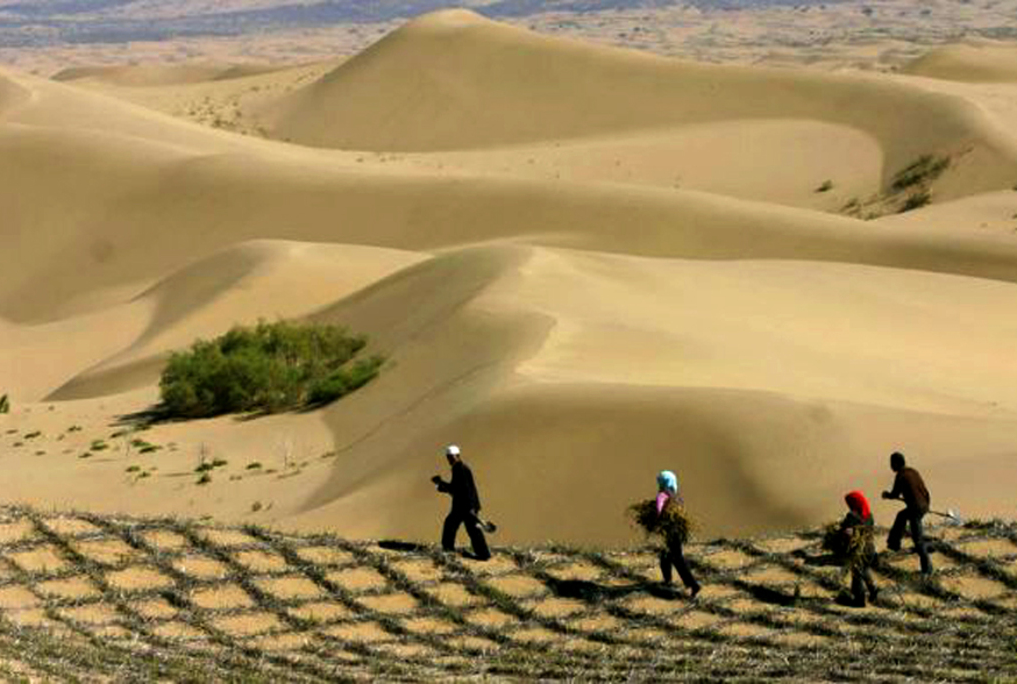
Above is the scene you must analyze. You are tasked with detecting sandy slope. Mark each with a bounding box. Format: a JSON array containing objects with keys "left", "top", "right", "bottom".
[
  {"left": 902, "top": 43, "right": 1017, "bottom": 83},
  {"left": 262, "top": 11, "right": 1017, "bottom": 201},
  {"left": 50, "top": 62, "right": 283, "bottom": 86},
  {"left": 2, "top": 11, "right": 1017, "bottom": 545}
]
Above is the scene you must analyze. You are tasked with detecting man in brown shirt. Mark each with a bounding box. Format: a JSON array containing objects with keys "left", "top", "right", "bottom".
[{"left": 881, "top": 451, "right": 932, "bottom": 575}]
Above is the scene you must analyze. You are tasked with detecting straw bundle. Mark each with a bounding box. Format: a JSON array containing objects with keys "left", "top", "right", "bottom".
[
  {"left": 628, "top": 499, "right": 692, "bottom": 546},
  {"left": 822, "top": 522, "right": 874, "bottom": 571}
]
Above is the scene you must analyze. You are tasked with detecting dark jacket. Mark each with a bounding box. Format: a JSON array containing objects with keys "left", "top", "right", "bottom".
[
  {"left": 438, "top": 461, "right": 481, "bottom": 514},
  {"left": 889, "top": 467, "right": 930, "bottom": 514}
]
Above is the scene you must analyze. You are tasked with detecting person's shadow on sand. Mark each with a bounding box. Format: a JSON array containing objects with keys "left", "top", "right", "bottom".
[
  {"left": 376, "top": 540, "right": 489, "bottom": 561},
  {"left": 542, "top": 576, "right": 682, "bottom": 601}
]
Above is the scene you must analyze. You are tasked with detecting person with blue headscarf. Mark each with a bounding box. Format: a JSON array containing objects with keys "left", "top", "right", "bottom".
[{"left": 655, "top": 470, "right": 701, "bottom": 598}]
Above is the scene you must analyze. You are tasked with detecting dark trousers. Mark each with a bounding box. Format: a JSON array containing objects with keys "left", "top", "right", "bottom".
[
  {"left": 442, "top": 510, "right": 490, "bottom": 560},
  {"left": 887, "top": 508, "right": 932, "bottom": 574},
  {"left": 850, "top": 563, "right": 878, "bottom": 605},
  {"left": 659, "top": 544, "right": 700, "bottom": 592}
]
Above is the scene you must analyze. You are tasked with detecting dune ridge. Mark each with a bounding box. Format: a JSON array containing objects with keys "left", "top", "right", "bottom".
[
  {"left": 265, "top": 11, "right": 1017, "bottom": 199},
  {"left": 2, "top": 11, "right": 1017, "bottom": 545},
  {"left": 902, "top": 43, "right": 1017, "bottom": 83}
]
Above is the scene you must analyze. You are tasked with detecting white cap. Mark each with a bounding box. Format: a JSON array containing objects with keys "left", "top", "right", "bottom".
[{"left": 446, "top": 444, "right": 461, "bottom": 456}]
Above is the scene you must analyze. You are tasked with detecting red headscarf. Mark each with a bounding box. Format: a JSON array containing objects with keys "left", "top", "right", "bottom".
[{"left": 845, "top": 490, "right": 872, "bottom": 521}]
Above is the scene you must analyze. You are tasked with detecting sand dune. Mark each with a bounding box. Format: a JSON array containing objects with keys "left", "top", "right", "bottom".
[
  {"left": 284, "top": 244, "right": 1017, "bottom": 541},
  {"left": 51, "top": 62, "right": 282, "bottom": 86},
  {"left": 903, "top": 43, "right": 1017, "bottom": 83},
  {"left": 264, "top": 11, "right": 1017, "bottom": 200},
  {"left": 3, "top": 11, "right": 1017, "bottom": 545},
  {"left": 48, "top": 241, "right": 426, "bottom": 401}
]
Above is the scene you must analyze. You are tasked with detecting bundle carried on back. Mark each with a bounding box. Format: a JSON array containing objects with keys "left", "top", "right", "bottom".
[
  {"left": 822, "top": 522, "right": 874, "bottom": 571},
  {"left": 629, "top": 499, "right": 693, "bottom": 546}
]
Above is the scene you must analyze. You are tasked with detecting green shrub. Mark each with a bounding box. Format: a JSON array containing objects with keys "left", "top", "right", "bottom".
[
  {"left": 815, "top": 180, "right": 834, "bottom": 193},
  {"left": 307, "top": 355, "right": 385, "bottom": 406},
  {"left": 0, "top": 394, "right": 8, "bottom": 413},
  {"left": 159, "top": 320, "right": 383, "bottom": 418}
]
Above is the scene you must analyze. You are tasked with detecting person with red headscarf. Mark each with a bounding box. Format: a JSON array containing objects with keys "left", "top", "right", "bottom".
[{"left": 837, "top": 490, "right": 879, "bottom": 607}]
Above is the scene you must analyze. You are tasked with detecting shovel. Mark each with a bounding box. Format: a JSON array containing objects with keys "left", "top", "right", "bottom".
[
  {"left": 887, "top": 494, "right": 963, "bottom": 525},
  {"left": 472, "top": 513, "right": 498, "bottom": 534},
  {"left": 928, "top": 508, "right": 963, "bottom": 525}
]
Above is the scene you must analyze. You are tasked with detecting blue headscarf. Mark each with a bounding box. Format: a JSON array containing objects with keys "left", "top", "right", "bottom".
[{"left": 656, "top": 470, "right": 678, "bottom": 495}]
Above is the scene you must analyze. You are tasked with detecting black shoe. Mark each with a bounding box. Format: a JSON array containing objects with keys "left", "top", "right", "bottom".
[
  {"left": 868, "top": 588, "right": 879, "bottom": 603},
  {"left": 835, "top": 591, "right": 865, "bottom": 608},
  {"left": 689, "top": 585, "right": 701, "bottom": 600}
]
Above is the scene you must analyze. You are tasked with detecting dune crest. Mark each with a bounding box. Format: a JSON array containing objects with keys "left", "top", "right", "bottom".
[
  {"left": 263, "top": 10, "right": 1017, "bottom": 201},
  {"left": 903, "top": 43, "right": 1017, "bottom": 83}
]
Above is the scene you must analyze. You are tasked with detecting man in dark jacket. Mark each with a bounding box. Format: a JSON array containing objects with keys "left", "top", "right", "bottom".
[
  {"left": 432, "top": 444, "right": 490, "bottom": 560},
  {"left": 881, "top": 451, "right": 932, "bottom": 575}
]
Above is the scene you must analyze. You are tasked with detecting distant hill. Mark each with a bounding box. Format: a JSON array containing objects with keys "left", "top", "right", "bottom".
[{"left": 0, "top": 0, "right": 830, "bottom": 47}]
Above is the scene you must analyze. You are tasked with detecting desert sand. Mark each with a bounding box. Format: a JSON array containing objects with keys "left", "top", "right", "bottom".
[{"left": 2, "top": 10, "right": 1017, "bottom": 549}]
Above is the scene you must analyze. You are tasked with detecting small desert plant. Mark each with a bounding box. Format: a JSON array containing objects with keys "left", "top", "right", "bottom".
[
  {"left": 159, "top": 320, "right": 383, "bottom": 418},
  {"left": 890, "top": 154, "right": 950, "bottom": 193},
  {"left": 90, "top": 440, "right": 109, "bottom": 451},
  {"left": 246, "top": 462, "right": 262, "bottom": 470},
  {"left": 196, "top": 472, "right": 212, "bottom": 485},
  {"left": 0, "top": 393, "right": 8, "bottom": 413},
  {"left": 899, "top": 190, "right": 931, "bottom": 212},
  {"left": 815, "top": 180, "right": 834, "bottom": 193}
]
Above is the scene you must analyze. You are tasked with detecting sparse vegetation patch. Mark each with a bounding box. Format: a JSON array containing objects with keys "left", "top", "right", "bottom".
[
  {"left": 158, "top": 320, "right": 384, "bottom": 419},
  {"left": 899, "top": 190, "right": 932, "bottom": 212},
  {"left": 890, "top": 154, "right": 950, "bottom": 193}
]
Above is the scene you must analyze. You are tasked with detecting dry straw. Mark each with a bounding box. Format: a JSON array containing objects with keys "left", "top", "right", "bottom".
[
  {"left": 628, "top": 499, "right": 693, "bottom": 546},
  {"left": 822, "top": 521, "right": 874, "bottom": 571}
]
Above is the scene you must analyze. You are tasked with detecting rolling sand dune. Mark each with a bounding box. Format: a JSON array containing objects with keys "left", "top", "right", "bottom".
[
  {"left": 3, "top": 11, "right": 1017, "bottom": 547},
  {"left": 51, "top": 62, "right": 281, "bottom": 86},
  {"left": 902, "top": 43, "right": 1017, "bottom": 83},
  {"left": 264, "top": 11, "right": 1017, "bottom": 201}
]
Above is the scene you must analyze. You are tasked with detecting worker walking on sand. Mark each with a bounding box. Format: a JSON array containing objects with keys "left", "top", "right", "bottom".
[
  {"left": 882, "top": 451, "right": 933, "bottom": 575},
  {"left": 432, "top": 444, "right": 490, "bottom": 560},
  {"left": 837, "top": 490, "right": 879, "bottom": 607},
  {"left": 655, "top": 471, "right": 701, "bottom": 598}
]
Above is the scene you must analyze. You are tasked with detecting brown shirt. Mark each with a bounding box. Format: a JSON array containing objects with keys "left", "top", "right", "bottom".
[{"left": 890, "top": 467, "right": 930, "bottom": 513}]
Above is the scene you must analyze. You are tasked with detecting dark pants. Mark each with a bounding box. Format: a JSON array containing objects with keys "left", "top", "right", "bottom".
[
  {"left": 442, "top": 510, "right": 490, "bottom": 560},
  {"left": 850, "top": 562, "right": 878, "bottom": 605},
  {"left": 659, "top": 544, "right": 700, "bottom": 593},
  {"left": 887, "top": 508, "right": 932, "bottom": 574}
]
